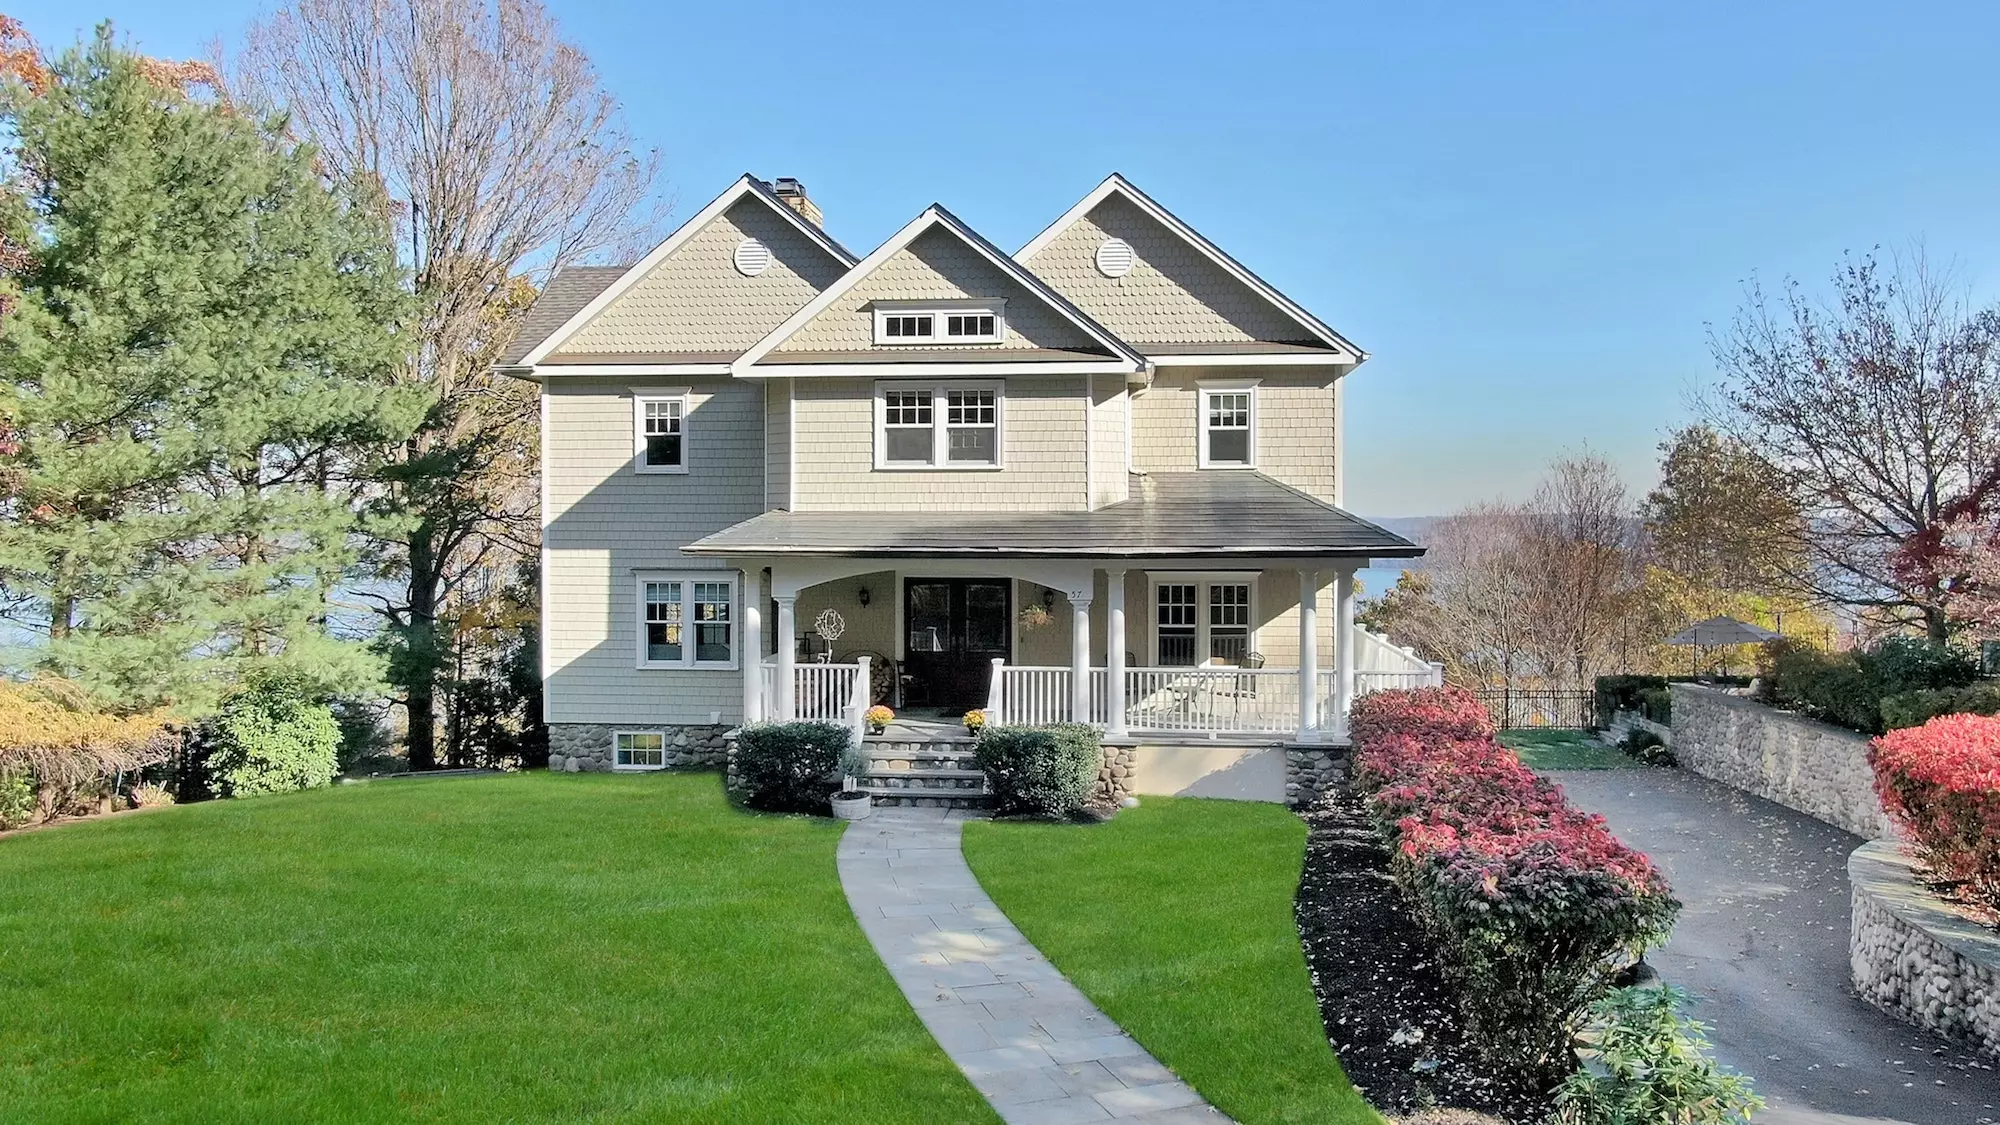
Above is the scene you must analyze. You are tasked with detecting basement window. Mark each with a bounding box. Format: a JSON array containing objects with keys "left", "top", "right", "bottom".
[{"left": 614, "top": 731, "right": 667, "bottom": 771}]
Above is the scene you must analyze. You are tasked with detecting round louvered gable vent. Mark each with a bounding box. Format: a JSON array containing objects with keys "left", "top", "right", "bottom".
[
  {"left": 1095, "top": 237, "right": 1135, "bottom": 278},
  {"left": 733, "top": 238, "right": 771, "bottom": 277}
]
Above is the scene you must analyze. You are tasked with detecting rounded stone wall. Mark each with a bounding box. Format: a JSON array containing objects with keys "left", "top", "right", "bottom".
[
  {"left": 1850, "top": 840, "right": 2000, "bottom": 1056},
  {"left": 1285, "top": 746, "right": 1348, "bottom": 807},
  {"left": 547, "top": 723, "right": 730, "bottom": 773},
  {"left": 1095, "top": 744, "right": 1136, "bottom": 804}
]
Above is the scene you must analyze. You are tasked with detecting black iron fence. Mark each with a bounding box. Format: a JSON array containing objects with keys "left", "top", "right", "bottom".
[{"left": 1470, "top": 687, "right": 1596, "bottom": 730}]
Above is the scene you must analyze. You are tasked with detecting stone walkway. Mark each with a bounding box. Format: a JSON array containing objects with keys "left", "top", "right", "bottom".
[{"left": 838, "top": 807, "right": 1229, "bottom": 1124}]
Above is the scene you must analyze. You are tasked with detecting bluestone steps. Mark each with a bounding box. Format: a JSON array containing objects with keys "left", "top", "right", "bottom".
[{"left": 858, "top": 735, "right": 991, "bottom": 809}]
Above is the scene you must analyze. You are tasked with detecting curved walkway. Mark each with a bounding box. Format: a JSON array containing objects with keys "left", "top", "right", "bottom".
[{"left": 838, "top": 807, "right": 1227, "bottom": 1124}]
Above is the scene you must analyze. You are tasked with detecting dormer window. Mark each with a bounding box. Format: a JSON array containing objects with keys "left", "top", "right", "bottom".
[{"left": 874, "top": 300, "right": 1005, "bottom": 345}]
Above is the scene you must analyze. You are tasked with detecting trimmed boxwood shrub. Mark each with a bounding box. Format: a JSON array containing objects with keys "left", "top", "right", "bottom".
[
  {"left": 732, "top": 721, "right": 850, "bottom": 813},
  {"left": 1870, "top": 713, "right": 2000, "bottom": 911},
  {"left": 1879, "top": 683, "right": 2000, "bottom": 731},
  {"left": 200, "top": 675, "right": 340, "bottom": 798},
  {"left": 1349, "top": 687, "right": 1681, "bottom": 1083},
  {"left": 1594, "top": 675, "right": 1667, "bottom": 728},
  {"left": 975, "top": 723, "right": 1099, "bottom": 819}
]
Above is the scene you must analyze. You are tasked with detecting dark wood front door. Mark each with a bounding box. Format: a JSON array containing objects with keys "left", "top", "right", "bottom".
[{"left": 903, "top": 578, "right": 1011, "bottom": 713}]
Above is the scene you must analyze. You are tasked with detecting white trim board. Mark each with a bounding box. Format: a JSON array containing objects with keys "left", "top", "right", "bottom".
[
  {"left": 513, "top": 175, "right": 857, "bottom": 368},
  {"left": 1015, "top": 173, "right": 1367, "bottom": 363}
]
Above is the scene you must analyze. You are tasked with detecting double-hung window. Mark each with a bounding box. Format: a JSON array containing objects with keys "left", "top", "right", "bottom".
[
  {"left": 636, "top": 572, "right": 738, "bottom": 669},
  {"left": 633, "top": 391, "right": 689, "bottom": 473},
  {"left": 1198, "top": 380, "right": 1257, "bottom": 469},
  {"left": 875, "top": 381, "right": 1004, "bottom": 468},
  {"left": 1150, "top": 575, "right": 1258, "bottom": 666}
]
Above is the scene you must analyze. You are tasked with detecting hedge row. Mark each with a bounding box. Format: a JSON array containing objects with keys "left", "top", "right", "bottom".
[
  {"left": 1871, "top": 713, "right": 2000, "bottom": 912},
  {"left": 1762, "top": 636, "right": 1981, "bottom": 734},
  {"left": 1349, "top": 686, "right": 1681, "bottom": 1082}
]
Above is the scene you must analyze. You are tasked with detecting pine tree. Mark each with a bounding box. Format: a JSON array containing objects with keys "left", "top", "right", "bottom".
[{"left": 0, "top": 27, "right": 424, "bottom": 714}]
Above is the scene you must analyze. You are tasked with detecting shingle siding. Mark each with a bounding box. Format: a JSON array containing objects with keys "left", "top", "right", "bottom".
[
  {"left": 775, "top": 227, "right": 1101, "bottom": 354},
  {"left": 542, "top": 377, "right": 766, "bottom": 725},
  {"left": 558, "top": 199, "right": 850, "bottom": 355},
  {"left": 1089, "top": 376, "right": 1130, "bottom": 508},
  {"left": 790, "top": 375, "right": 1091, "bottom": 512},
  {"left": 1130, "top": 367, "right": 1339, "bottom": 502},
  {"left": 765, "top": 378, "right": 792, "bottom": 509}
]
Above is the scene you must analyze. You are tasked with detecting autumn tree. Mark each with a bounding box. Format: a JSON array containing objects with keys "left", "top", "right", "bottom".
[
  {"left": 235, "top": 0, "right": 660, "bottom": 766},
  {"left": 1641, "top": 424, "right": 1804, "bottom": 595},
  {"left": 1518, "top": 453, "right": 1642, "bottom": 689},
  {"left": 0, "top": 27, "right": 420, "bottom": 713},
  {"left": 1707, "top": 251, "right": 2000, "bottom": 642}
]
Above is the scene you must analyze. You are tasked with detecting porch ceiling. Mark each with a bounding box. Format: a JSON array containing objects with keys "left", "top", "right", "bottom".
[{"left": 683, "top": 472, "right": 1424, "bottom": 559}]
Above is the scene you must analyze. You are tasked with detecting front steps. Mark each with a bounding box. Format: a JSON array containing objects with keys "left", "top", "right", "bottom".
[{"left": 855, "top": 736, "right": 990, "bottom": 809}]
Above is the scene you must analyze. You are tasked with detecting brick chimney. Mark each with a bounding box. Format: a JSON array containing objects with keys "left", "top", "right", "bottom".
[{"left": 770, "top": 177, "right": 823, "bottom": 228}]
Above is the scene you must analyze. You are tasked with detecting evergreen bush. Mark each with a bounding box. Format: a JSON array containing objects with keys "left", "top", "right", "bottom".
[
  {"left": 200, "top": 675, "right": 341, "bottom": 798},
  {"left": 0, "top": 769, "right": 32, "bottom": 830},
  {"left": 1552, "top": 985, "right": 1761, "bottom": 1125},
  {"left": 732, "top": 722, "right": 850, "bottom": 814},
  {"left": 974, "top": 724, "right": 1100, "bottom": 819},
  {"left": 1765, "top": 636, "right": 1981, "bottom": 734},
  {"left": 1879, "top": 683, "right": 2000, "bottom": 731}
]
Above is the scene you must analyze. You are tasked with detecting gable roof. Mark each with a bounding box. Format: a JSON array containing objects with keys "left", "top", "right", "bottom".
[
  {"left": 734, "top": 204, "right": 1145, "bottom": 375},
  {"left": 502, "top": 174, "right": 858, "bottom": 369},
  {"left": 1016, "top": 174, "right": 1365, "bottom": 361},
  {"left": 495, "top": 266, "right": 627, "bottom": 365}
]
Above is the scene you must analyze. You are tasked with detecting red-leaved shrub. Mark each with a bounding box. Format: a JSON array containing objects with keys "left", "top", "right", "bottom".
[
  {"left": 1348, "top": 686, "right": 1680, "bottom": 1082},
  {"left": 1870, "top": 713, "right": 2000, "bottom": 911}
]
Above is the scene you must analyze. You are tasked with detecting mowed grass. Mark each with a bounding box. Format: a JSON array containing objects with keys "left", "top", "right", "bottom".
[
  {"left": 0, "top": 772, "right": 995, "bottom": 1124},
  {"left": 962, "top": 798, "right": 1378, "bottom": 1125},
  {"left": 1499, "top": 727, "right": 1643, "bottom": 770}
]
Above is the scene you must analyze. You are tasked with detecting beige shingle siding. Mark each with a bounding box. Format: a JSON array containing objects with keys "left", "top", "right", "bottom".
[
  {"left": 542, "top": 377, "right": 766, "bottom": 725},
  {"left": 557, "top": 199, "right": 850, "bottom": 355},
  {"left": 774, "top": 227, "right": 1102, "bottom": 354},
  {"left": 1089, "top": 377, "right": 1130, "bottom": 508},
  {"left": 790, "top": 375, "right": 1090, "bottom": 512},
  {"left": 1130, "top": 367, "right": 1339, "bottom": 502},
  {"left": 1024, "top": 194, "right": 1315, "bottom": 346},
  {"left": 764, "top": 379, "right": 791, "bottom": 509}
]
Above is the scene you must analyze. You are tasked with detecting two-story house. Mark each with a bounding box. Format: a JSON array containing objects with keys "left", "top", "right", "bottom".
[{"left": 500, "top": 174, "right": 1429, "bottom": 800}]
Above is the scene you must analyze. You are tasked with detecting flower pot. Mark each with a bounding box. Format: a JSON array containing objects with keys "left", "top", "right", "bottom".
[
  {"left": 830, "top": 790, "right": 873, "bottom": 821},
  {"left": 867, "top": 723, "right": 886, "bottom": 735}
]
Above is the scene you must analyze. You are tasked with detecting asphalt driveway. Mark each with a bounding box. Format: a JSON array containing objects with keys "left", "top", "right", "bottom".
[{"left": 1553, "top": 767, "right": 2000, "bottom": 1125}]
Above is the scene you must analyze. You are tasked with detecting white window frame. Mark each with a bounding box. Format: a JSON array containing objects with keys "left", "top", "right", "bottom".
[
  {"left": 873, "top": 380, "right": 1005, "bottom": 470},
  {"left": 634, "top": 571, "right": 740, "bottom": 670},
  {"left": 873, "top": 298, "right": 1007, "bottom": 346},
  {"left": 613, "top": 730, "right": 669, "bottom": 771},
  {"left": 1146, "top": 572, "right": 1260, "bottom": 666},
  {"left": 1197, "top": 378, "right": 1259, "bottom": 470},
  {"left": 632, "top": 389, "right": 691, "bottom": 475}
]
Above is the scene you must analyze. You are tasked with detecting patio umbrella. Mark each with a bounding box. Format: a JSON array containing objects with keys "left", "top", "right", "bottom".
[{"left": 1665, "top": 615, "right": 1780, "bottom": 675}]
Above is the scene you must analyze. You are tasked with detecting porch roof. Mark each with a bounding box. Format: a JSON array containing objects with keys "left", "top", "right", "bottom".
[{"left": 683, "top": 472, "right": 1425, "bottom": 560}]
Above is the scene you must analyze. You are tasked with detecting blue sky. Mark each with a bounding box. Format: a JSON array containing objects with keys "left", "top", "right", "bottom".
[{"left": 18, "top": 0, "right": 2000, "bottom": 515}]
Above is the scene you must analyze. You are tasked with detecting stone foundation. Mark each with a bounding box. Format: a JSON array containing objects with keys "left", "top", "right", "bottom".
[
  {"left": 547, "top": 723, "right": 730, "bottom": 773},
  {"left": 1669, "top": 685, "right": 1894, "bottom": 838},
  {"left": 1850, "top": 840, "right": 2000, "bottom": 1056},
  {"left": 1284, "top": 744, "right": 1349, "bottom": 807},
  {"left": 1095, "top": 743, "right": 1136, "bottom": 804}
]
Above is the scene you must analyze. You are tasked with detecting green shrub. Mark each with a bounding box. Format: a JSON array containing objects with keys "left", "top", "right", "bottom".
[
  {"left": 1594, "top": 675, "right": 1666, "bottom": 728},
  {"left": 1768, "top": 636, "right": 1985, "bottom": 734},
  {"left": 200, "top": 675, "right": 341, "bottom": 798},
  {"left": 1880, "top": 684, "right": 2000, "bottom": 731},
  {"left": 975, "top": 724, "right": 1100, "bottom": 819},
  {"left": 1636, "top": 686, "right": 1671, "bottom": 725},
  {"left": 1621, "top": 728, "right": 1674, "bottom": 766},
  {"left": 1552, "top": 985, "right": 1762, "bottom": 1125},
  {"left": 732, "top": 721, "right": 850, "bottom": 813},
  {"left": 0, "top": 769, "right": 33, "bottom": 830}
]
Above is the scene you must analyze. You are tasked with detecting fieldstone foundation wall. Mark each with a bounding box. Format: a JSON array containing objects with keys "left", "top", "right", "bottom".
[
  {"left": 1669, "top": 685, "right": 1894, "bottom": 839},
  {"left": 1285, "top": 745, "right": 1349, "bottom": 807},
  {"left": 1095, "top": 744, "right": 1136, "bottom": 804},
  {"left": 1850, "top": 840, "right": 2000, "bottom": 1056},
  {"left": 547, "top": 723, "right": 730, "bottom": 773}
]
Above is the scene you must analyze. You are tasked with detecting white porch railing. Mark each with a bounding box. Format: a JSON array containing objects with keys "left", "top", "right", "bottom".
[
  {"left": 985, "top": 659, "right": 1445, "bottom": 738},
  {"left": 760, "top": 657, "right": 871, "bottom": 743}
]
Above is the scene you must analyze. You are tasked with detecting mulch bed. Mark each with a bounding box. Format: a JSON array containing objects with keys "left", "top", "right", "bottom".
[{"left": 1295, "top": 786, "right": 1557, "bottom": 1123}]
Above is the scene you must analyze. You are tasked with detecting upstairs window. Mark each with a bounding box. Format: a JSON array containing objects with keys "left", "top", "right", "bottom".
[
  {"left": 636, "top": 572, "right": 737, "bottom": 669},
  {"left": 875, "top": 381, "right": 1004, "bottom": 469},
  {"left": 874, "top": 301, "right": 1005, "bottom": 345},
  {"left": 632, "top": 392, "right": 688, "bottom": 474},
  {"left": 1199, "top": 382, "right": 1257, "bottom": 469}
]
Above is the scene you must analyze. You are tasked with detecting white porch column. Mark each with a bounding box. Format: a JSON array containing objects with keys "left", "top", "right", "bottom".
[
  {"left": 1335, "top": 566, "right": 1358, "bottom": 739},
  {"left": 1298, "top": 568, "right": 1321, "bottom": 740},
  {"left": 1105, "top": 569, "right": 1128, "bottom": 737},
  {"left": 774, "top": 594, "right": 797, "bottom": 721},
  {"left": 1069, "top": 587, "right": 1094, "bottom": 724},
  {"left": 740, "top": 575, "right": 763, "bottom": 724}
]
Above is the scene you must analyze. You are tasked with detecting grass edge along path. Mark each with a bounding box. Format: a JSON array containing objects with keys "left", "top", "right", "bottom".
[
  {"left": 0, "top": 771, "right": 995, "bottom": 1124},
  {"left": 963, "top": 797, "right": 1379, "bottom": 1125}
]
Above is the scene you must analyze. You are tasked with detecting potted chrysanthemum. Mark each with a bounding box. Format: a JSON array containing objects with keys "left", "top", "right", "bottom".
[
  {"left": 962, "top": 709, "right": 987, "bottom": 736},
  {"left": 864, "top": 704, "right": 894, "bottom": 735}
]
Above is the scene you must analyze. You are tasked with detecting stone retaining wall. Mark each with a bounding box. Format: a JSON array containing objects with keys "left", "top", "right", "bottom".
[
  {"left": 1850, "top": 841, "right": 2000, "bottom": 1056},
  {"left": 1095, "top": 744, "right": 1136, "bottom": 804},
  {"left": 547, "top": 723, "right": 730, "bottom": 773},
  {"left": 1285, "top": 745, "right": 1348, "bottom": 807},
  {"left": 1605, "top": 709, "right": 1672, "bottom": 747},
  {"left": 1669, "top": 685, "right": 1894, "bottom": 839}
]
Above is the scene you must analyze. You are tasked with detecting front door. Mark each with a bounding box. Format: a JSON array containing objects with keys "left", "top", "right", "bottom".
[{"left": 903, "top": 578, "right": 1011, "bottom": 713}]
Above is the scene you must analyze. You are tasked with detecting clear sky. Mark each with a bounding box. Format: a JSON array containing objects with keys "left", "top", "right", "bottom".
[{"left": 17, "top": 0, "right": 2000, "bottom": 516}]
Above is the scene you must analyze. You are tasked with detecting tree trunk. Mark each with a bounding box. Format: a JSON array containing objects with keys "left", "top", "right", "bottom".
[
  {"left": 1925, "top": 604, "right": 1951, "bottom": 646},
  {"left": 406, "top": 525, "right": 440, "bottom": 771}
]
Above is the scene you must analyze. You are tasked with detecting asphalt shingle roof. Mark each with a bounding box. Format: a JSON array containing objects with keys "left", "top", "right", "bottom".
[
  {"left": 683, "top": 472, "right": 1423, "bottom": 559},
  {"left": 495, "top": 266, "right": 628, "bottom": 365}
]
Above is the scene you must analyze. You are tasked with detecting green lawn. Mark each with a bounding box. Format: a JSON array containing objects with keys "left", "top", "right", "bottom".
[
  {"left": 962, "top": 798, "right": 1378, "bottom": 1125},
  {"left": 0, "top": 772, "right": 994, "bottom": 1124},
  {"left": 1498, "top": 727, "right": 1643, "bottom": 770}
]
